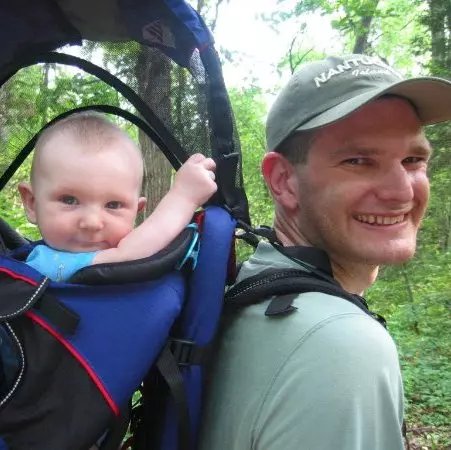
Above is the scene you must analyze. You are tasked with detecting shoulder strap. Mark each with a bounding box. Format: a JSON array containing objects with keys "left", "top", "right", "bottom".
[{"left": 225, "top": 268, "right": 386, "bottom": 327}]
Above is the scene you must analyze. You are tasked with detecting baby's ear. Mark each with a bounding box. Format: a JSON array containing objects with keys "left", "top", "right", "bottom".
[
  {"left": 137, "top": 197, "right": 147, "bottom": 213},
  {"left": 18, "top": 183, "right": 37, "bottom": 224}
]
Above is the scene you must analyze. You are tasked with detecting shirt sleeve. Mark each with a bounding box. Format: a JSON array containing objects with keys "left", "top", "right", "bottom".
[{"left": 252, "top": 313, "right": 405, "bottom": 450}]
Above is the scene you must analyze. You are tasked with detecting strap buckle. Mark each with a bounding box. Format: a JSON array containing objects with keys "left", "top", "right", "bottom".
[{"left": 169, "top": 339, "right": 208, "bottom": 367}]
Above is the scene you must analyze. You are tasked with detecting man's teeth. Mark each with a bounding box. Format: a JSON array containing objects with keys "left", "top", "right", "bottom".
[{"left": 356, "top": 214, "right": 405, "bottom": 225}]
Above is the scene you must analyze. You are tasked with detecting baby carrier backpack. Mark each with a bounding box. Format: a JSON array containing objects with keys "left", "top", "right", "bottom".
[{"left": 0, "top": 1, "right": 250, "bottom": 449}]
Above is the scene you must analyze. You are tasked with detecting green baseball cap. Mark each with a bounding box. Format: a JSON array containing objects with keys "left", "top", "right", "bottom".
[{"left": 266, "top": 54, "right": 451, "bottom": 152}]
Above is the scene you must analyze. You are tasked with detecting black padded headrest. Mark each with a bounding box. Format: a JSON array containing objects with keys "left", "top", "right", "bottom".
[
  {"left": 69, "top": 227, "right": 197, "bottom": 285},
  {"left": 0, "top": 217, "right": 30, "bottom": 253}
]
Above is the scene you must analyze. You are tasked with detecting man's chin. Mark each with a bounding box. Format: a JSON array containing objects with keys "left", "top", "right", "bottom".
[{"left": 366, "top": 246, "right": 416, "bottom": 266}]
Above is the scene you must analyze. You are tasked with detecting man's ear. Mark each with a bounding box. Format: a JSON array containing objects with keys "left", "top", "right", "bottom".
[
  {"left": 137, "top": 196, "right": 147, "bottom": 213},
  {"left": 261, "top": 152, "right": 300, "bottom": 211},
  {"left": 18, "top": 182, "right": 37, "bottom": 224}
]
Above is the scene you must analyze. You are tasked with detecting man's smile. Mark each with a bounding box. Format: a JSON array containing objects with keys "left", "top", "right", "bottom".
[{"left": 355, "top": 214, "right": 407, "bottom": 225}]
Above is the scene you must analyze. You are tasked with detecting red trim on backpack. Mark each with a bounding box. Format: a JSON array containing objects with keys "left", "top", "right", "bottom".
[
  {"left": 0, "top": 267, "right": 38, "bottom": 286},
  {"left": 25, "top": 310, "right": 120, "bottom": 416},
  {"left": 194, "top": 210, "right": 205, "bottom": 233}
]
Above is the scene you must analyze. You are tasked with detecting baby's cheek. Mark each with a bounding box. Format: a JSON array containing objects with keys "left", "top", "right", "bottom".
[{"left": 110, "top": 221, "right": 134, "bottom": 247}]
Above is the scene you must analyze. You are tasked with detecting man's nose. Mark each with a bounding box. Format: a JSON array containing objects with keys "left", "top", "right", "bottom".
[
  {"left": 79, "top": 209, "right": 104, "bottom": 231},
  {"left": 375, "top": 163, "right": 415, "bottom": 204}
]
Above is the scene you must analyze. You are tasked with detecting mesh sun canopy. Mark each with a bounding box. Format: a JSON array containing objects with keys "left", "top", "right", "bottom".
[{"left": 0, "top": 0, "right": 250, "bottom": 223}]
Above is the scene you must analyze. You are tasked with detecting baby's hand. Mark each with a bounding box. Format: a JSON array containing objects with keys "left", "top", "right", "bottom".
[{"left": 172, "top": 153, "right": 218, "bottom": 207}]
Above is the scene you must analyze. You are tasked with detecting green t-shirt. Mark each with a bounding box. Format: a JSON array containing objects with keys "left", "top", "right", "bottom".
[{"left": 199, "top": 242, "right": 404, "bottom": 450}]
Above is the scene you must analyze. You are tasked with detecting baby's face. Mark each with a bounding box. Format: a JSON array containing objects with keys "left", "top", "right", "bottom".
[{"left": 22, "top": 133, "right": 145, "bottom": 253}]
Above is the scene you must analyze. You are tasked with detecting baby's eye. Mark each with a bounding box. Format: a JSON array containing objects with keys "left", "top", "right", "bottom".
[
  {"left": 59, "top": 195, "right": 78, "bottom": 205},
  {"left": 105, "top": 201, "right": 123, "bottom": 210}
]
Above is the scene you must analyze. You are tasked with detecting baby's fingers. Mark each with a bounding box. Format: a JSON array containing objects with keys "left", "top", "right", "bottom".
[
  {"left": 187, "top": 153, "right": 206, "bottom": 164},
  {"left": 201, "top": 157, "right": 216, "bottom": 171}
]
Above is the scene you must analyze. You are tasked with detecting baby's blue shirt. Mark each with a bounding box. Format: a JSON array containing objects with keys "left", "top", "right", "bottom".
[{"left": 26, "top": 245, "right": 97, "bottom": 282}]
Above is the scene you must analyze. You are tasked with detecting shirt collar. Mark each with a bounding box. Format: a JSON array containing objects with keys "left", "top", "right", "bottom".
[{"left": 273, "top": 244, "right": 334, "bottom": 277}]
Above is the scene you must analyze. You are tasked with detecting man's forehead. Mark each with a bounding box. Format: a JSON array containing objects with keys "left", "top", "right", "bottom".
[
  {"left": 315, "top": 97, "right": 421, "bottom": 133},
  {"left": 302, "top": 98, "right": 430, "bottom": 153}
]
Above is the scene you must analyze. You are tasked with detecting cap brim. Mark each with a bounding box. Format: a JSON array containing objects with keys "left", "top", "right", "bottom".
[{"left": 296, "top": 77, "right": 451, "bottom": 131}]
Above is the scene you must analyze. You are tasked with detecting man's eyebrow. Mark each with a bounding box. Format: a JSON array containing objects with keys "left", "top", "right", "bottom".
[
  {"left": 329, "top": 146, "right": 380, "bottom": 158},
  {"left": 411, "top": 144, "right": 433, "bottom": 158},
  {"left": 329, "top": 142, "right": 433, "bottom": 159}
]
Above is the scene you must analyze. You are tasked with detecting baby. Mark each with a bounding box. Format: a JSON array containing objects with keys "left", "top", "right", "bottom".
[{"left": 18, "top": 112, "right": 217, "bottom": 281}]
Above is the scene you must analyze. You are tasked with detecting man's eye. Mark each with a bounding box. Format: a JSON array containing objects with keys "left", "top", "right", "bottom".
[
  {"left": 59, "top": 195, "right": 78, "bottom": 205},
  {"left": 341, "top": 158, "right": 368, "bottom": 165},
  {"left": 403, "top": 156, "right": 427, "bottom": 165},
  {"left": 106, "top": 201, "right": 123, "bottom": 210}
]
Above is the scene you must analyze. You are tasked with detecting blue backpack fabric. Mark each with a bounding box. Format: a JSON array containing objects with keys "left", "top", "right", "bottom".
[{"left": 127, "top": 208, "right": 237, "bottom": 450}]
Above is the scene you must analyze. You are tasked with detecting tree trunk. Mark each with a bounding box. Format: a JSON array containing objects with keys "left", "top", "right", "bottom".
[
  {"left": 351, "top": 0, "right": 380, "bottom": 54},
  {"left": 135, "top": 46, "right": 173, "bottom": 220},
  {"left": 427, "top": 0, "right": 451, "bottom": 76},
  {"left": 40, "top": 63, "right": 51, "bottom": 126},
  {"left": 353, "top": 16, "right": 374, "bottom": 54},
  {"left": 401, "top": 266, "right": 420, "bottom": 335}
]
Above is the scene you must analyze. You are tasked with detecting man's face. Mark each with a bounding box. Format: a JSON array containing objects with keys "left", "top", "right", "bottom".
[
  {"left": 20, "top": 133, "right": 145, "bottom": 253},
  {"left": 294, "top": 97, "right": 431, "bottom": 266}
]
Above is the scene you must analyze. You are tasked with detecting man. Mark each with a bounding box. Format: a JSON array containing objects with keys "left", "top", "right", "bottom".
[{"left": 199, "top": 55, "right": 451, "bottom": 450}]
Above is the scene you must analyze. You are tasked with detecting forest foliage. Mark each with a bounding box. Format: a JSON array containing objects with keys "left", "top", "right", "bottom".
[{"left": 0, "top": 0, "right": 450, "bottom": 448}]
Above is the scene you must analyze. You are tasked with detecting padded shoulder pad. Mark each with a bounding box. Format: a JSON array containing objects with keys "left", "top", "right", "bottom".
[
  {"left": 69, "top": 227, "right": 196, "bottom": 285},
  {"left": 0, "top": 217, "right": 29, "bottom": 252}
]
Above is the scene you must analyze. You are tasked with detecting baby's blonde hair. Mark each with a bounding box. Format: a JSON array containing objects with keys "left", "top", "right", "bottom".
[{"left": 31, "top": 111, "right": 142, "bottom": 185}]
